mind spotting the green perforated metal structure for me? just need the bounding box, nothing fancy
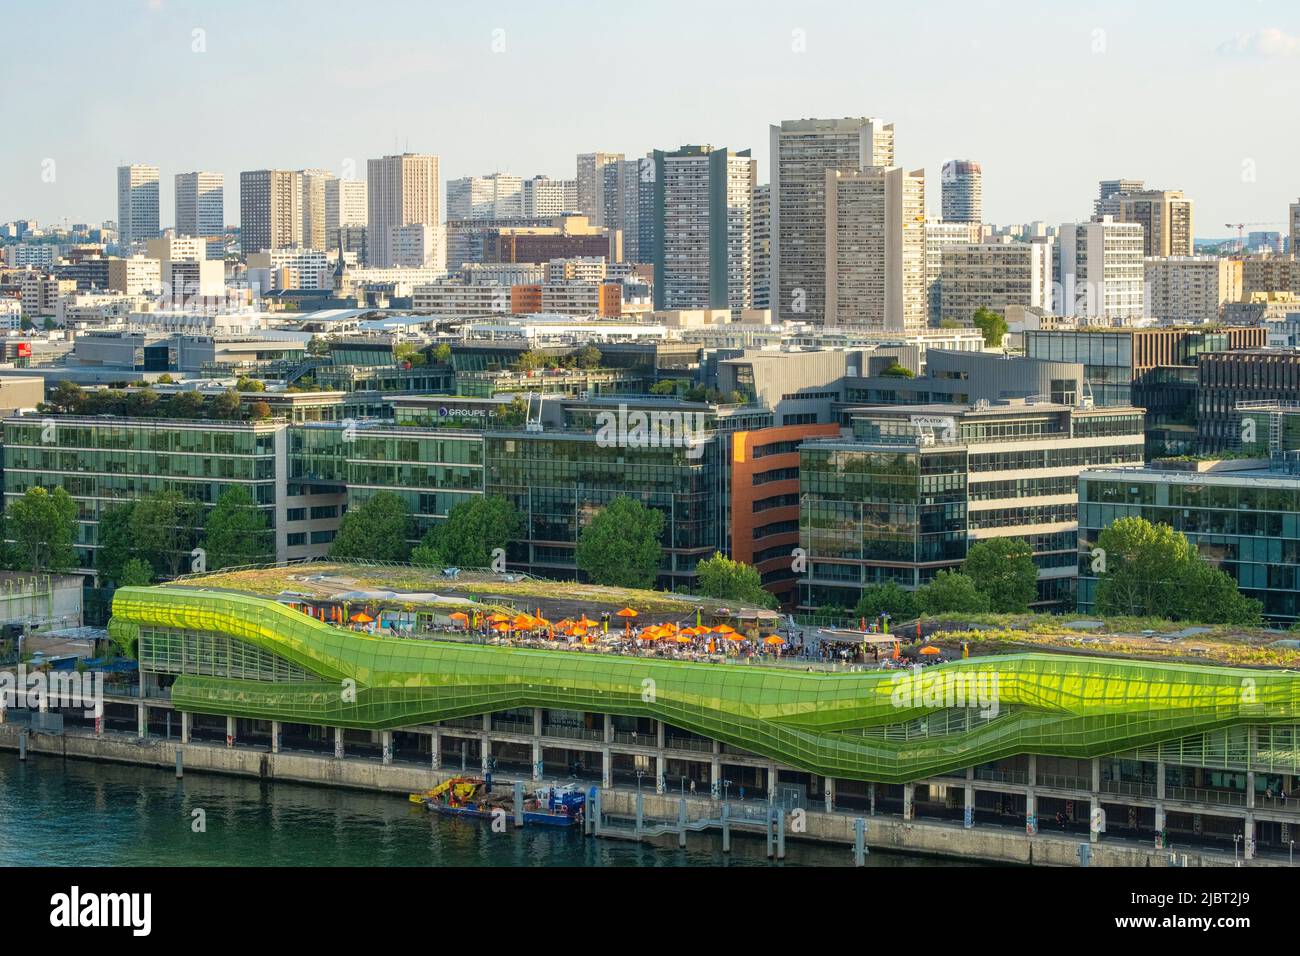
[110,586,1300,784]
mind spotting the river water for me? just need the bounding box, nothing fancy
[0,752,962,867]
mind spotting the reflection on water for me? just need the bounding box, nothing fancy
[0,753,961,867]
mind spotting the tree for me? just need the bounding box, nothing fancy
[394,342,427,367]
[329,492,413,563]
[202,486,273,570]
[575,497,665,589]
[7,486,78,572]
[575,345,602,369]
[235,376,265,392]
[306,336,330,357]
[854,581,920,621]
[972,307,1008,348]
[250,400,272,420]
[48,380,83,414]
[880,362,915,378]
[695,553,778,609]
[125,387,160,417]
[433,343,453,365]
[212,389,243,420]
[119,558,154,587]
[964,538,1038,613]
[94,503,137,586]
[166,391,207,419]
[131,490,203,578]
[411,496,522,569]
[1094,516,1263,624]
[918,571,990,615]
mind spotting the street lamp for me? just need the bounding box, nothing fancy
[723,779,732,806]
[1290,839,1294,867]
[1233,833,1241,864]
[636,769,645,794]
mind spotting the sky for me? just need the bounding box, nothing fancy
[2,0,1299,237]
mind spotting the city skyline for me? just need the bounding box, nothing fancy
[2,0,1299,232]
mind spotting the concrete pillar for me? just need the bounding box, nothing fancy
[903,783,915,820]
[655,755,666,794]
[1245,814,1256,861]
[869,782,876,816]
[533,707,543,737]
[334,727,345,759]
[226,716,235,748]
[1247,770,1256,810]
[531,740,543,781]
[964,784,974,827]
[480,737,492,774]
[271,720,281,754]
[601,748,612,789]
[1027,755,1036,788]
[1089,794,1101,844]
[825,776,836,814]
[1154,804,1166,842]
[1091,757,1101,792]
[710,755,721,800]
[482,713,491,732]
[768,763,779,800]
[603,713,613,744]
[1026,791,1037,834]
[137,702,146,738]
[180,712,191,744]
[430,730,440,770]
[381,730,393,766]
[656,720,665,749]
[1157,760,1166,800]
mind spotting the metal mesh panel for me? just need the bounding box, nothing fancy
[112,586,1300,784]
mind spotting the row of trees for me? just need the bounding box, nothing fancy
[849,520,1262,626]
[327,492,670,590]
[853,538,1039,620]
[45,381,269,421]
[0,485,273,585]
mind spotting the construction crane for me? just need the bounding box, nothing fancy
[1224,221,1284,250]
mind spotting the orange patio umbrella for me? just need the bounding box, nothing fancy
[673,634,693,644]
[919,645,942,656]
[616,607,638,635]
[487,612,510,623]
[512,614,537,630]
[723,632,745,642]
[492,622,512,633]
[350,612,374,624]
[713,624,736,635]
[763,635,785,646]
[449,611,469,621]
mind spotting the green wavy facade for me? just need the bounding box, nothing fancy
[111,586,1300,784]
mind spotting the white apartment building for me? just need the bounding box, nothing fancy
[346,266,448,298]
[325,179,367,249]
[823,166,926,332]
[924,220,981,324]
[246,249,331,292]
[174,171,224,258]
[240,170,303,254]
[389,224,447,272]
[1144,256,1243,325]
[116,164,160,252]
[446,174,524,220]
[1056,218,1146,323]
[546,257,606,283]
[3,244,57,269]
[461,262,546,286]
[769,117,895,324]
[521,176,578,219]
[602,159,647,262]
[21,274,77,316]
[107,256,163,296]
[411,282,511,315]
[0,297,22,330]
[300,169,334,251]
[939,238,1053,326]
[576,152,623,227]
[367,153,440,268]
[753,183,770,310]
[55,291,142,328]
[1291,200,1300,255]
[654,145,756,313]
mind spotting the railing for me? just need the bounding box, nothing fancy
[665,737,713,754]
[974,768,1027,786]
[542,724,603,742]
[440,717,485,732]
[1165,785,1246,808]
[1036,773,1090,792]
[613,731,651,747]
[1100,779,1157,799]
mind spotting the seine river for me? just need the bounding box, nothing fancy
[0,752,960,867]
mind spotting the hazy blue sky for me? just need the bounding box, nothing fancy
[3,0,1298,236]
